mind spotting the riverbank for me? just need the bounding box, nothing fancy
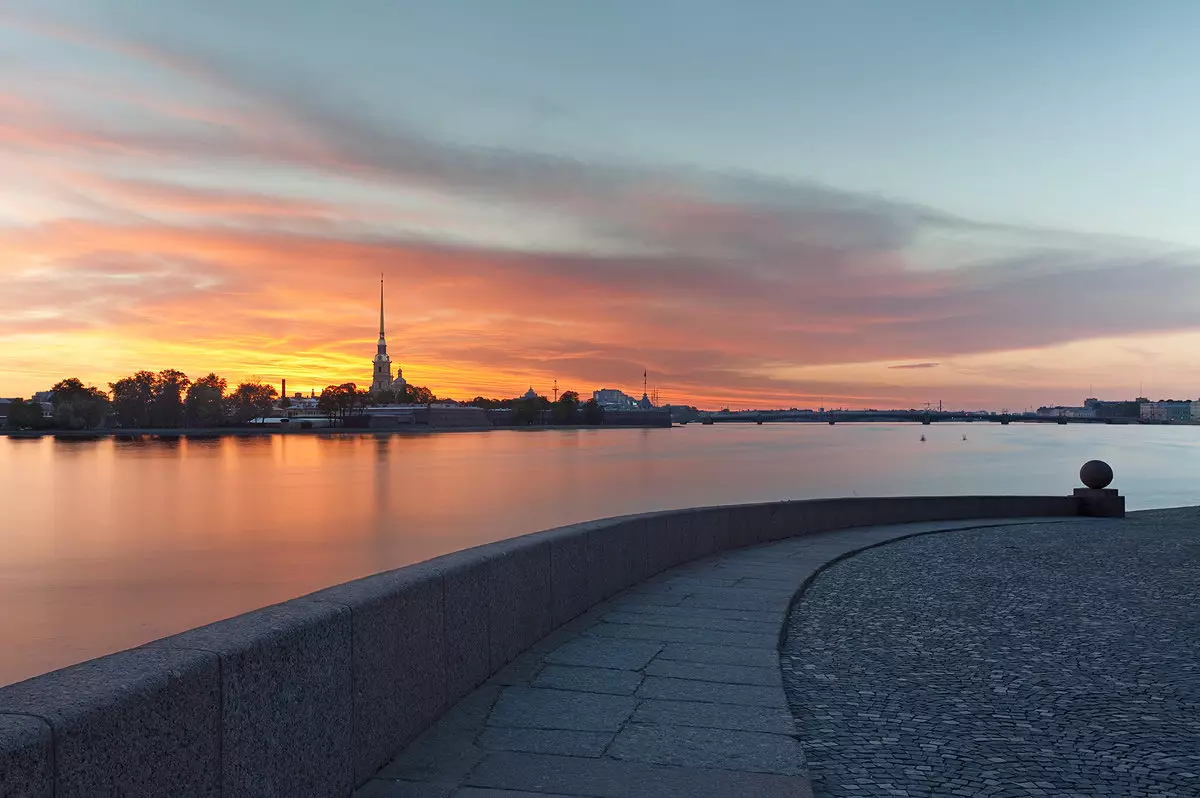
[0,423,673,440]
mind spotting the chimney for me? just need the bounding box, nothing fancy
[281,378,286,398]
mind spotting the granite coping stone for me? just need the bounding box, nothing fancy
[144,598,353,797]
[0,714,52,798]
[0,647,221,798]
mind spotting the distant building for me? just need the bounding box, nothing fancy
[593,388,638,410]
[1140,401,1194,422]
[523,387,539,400]
[370,277,408,395]
[1036,406,1097,419]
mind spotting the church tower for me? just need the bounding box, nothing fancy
[370,276,393,392]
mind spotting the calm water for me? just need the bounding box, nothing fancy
[1,423,1197,685]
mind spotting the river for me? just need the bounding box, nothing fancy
[1,422,1196,685]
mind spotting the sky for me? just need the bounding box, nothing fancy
[3,1,1200,410]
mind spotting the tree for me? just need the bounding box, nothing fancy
[4,398,48,430]
[185,373,228,427]
[109,371,157,428]
[371,388,398,405]
[551,390,580,424]
[50,378,110,430]
[230,381,278,424]
[404,385,436,404]
[317,383,369,422]
[582,397,604,425]
[152,369,191,428]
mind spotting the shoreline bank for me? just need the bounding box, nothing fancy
[0,423,673,440]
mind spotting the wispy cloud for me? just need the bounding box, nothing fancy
[3,6,1200,406]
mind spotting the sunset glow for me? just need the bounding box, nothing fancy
[5,2,1200,408]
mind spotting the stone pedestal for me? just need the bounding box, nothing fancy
[1073,488,1125,518]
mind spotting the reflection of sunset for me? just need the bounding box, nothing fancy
[1,425,1194,684]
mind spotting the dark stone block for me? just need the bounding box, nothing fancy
[608,723,804,775]
[486,540,552,671]
[309,563,447,784]
[544,637,662,670]
[668,508,722,562]
[732,503,773,548]
[486,686,637,732]
[477,726,613,757]
[533,665,644,695]
[632,699,797,735]
[437,549,492,703]
[588,517,648,600]
[0,648,220,798]
[0,714,51,798]
[1073,488,1126,518]
[546,525,597,628]
[467,751,812,797]
[146,600,352,797]
[636,676,786,708]
[642,512,682,576]
[765,501,803,541]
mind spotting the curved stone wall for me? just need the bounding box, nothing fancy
[0,495,1088,797]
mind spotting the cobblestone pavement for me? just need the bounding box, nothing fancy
[781,509,1200,798]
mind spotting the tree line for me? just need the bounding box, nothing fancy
[5,371,604,431]
[4,372,283,431]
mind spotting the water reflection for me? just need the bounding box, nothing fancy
[0,423,1197,685]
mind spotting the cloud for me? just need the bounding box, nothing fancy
[6,7,1200,407]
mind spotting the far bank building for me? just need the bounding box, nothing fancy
[371,278,408,395]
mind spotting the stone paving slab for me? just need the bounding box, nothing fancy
[608,723,805,774]
[531,664,644,696]
[357,518,1079,798]
[465,751,810,797]
[644,658,783,686]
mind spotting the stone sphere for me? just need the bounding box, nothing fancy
[1080,459,1114,489]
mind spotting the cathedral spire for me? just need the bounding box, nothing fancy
[379,273,385,339]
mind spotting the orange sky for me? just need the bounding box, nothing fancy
[3,7,1200,410]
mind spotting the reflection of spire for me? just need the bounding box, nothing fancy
[379,273,385,338]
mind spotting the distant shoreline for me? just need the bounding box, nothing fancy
[0,423,672,440]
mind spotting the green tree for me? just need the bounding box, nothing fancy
[185,373,228,427]
[50,378,110,430]
[317,383,369,422]
[552,390,581,424]
[371,388,398,405]
[230,381,279,424]
[109,371,157,428]
[404,384,436,404]
[152,369,191,428]
[582,397,604,425]
[4,398,48,429]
